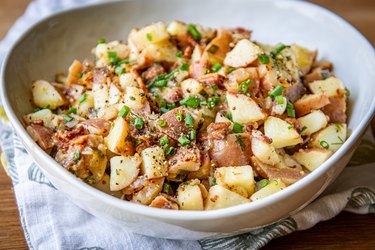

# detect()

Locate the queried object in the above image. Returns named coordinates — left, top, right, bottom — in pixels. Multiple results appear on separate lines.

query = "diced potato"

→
left=294, top=93, right=330, bottom=117
left=132, top=177, right=164, bottom=205
left=77, top=91, right=94, bottom=116
left=129, top=22, right=170, bottom=51
left=95, top=174, right=123, bottom=198
left=97, top=106, right=118, bottom=120
left=293, top=148, right=333, bottom=172
left=139, top=43, right=178, bottom=64
left=191, top=45, right=204, bottom=63
left=202, top=29, right=233, bottom=64
left=110, top=155, right=141, bottom=191
left=167, top=21, right=187, bottom=36
left=104, top=117, right=134, bottom=156
left=95, top=41, right=129, bottom=67
left=224, top=39, right=263, bottom=68
left=23, top=109, right=60, bottom=129
left=290, top=44, right=316, bottom=75
left=251, top=131, right=280, bottom=165
left=205, top=185, right=249, bottom=210
left=264, top=117, right=303, bottom=148
left=177, top=180, right=204, bottom=210
left=271, top=96, right=287, bottom=115
left=180, top=78, right=204, bottom=98
left=215, top=112, right=233, bottom=130
left=119, top=73, right=138, bottom=88
left=297, top=110, right=329, bottom=136
left=66, top=60, right=83, bottom=85
left=226, top=92, right=266, bottom=124
left=322, top=96, right=347, bottom=123
left=250, top=180, right=286, bottom=201
left=309, top=123, right=347, bottom=152
left=141, top=146, right=168, bottom=179
left=123, top=87, right=147, bottom=111
left=92, top=83, right=109, bottom=110
left=168, top=147, right=201, bottom=175
left=32, top=80, right=65, bottom=109
left=150, top=194, right=179, bottom=209
left=215, top=165, right=255, bottom=198
left=83, top=149, right=108, bottom=182
left=108, top=84, right=123, bottom=105
left=308, top=77, right=345, bottom=97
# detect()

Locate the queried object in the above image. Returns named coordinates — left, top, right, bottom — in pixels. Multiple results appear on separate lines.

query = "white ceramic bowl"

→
left=1, top=0, right=374, bottom=240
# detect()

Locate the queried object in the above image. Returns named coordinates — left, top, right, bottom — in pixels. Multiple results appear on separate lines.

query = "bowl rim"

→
left=1, top=0, right=375, bottom=222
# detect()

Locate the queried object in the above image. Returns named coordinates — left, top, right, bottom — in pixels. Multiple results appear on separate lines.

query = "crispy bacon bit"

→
left=27, top=124, right=54, bottom=150
left=169, top=146, right=201, bottom=174
left=92, top=68, right=108, bottom=84
left=131, top=68, right=147, bottom=92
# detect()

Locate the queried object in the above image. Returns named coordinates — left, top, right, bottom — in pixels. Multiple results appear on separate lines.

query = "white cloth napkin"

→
left=1, top=1, right=374, bottom=249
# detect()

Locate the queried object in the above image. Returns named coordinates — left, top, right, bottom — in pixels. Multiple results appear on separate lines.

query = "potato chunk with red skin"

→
left=321, top=96, right=347, bottom=123
left=294, top=94, right=330, bottom=117
left=169, top=146, right=201, bottom=175
left=150, top=194, right=179, bottom=210
left=158, top=106, right=193, bottom=140
left=210, top=133, right=252, bottom=167
left=27, top=124, right=54, bottom=150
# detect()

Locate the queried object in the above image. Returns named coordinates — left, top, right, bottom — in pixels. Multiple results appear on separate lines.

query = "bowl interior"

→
left=1, top=0, right=375, bottom=225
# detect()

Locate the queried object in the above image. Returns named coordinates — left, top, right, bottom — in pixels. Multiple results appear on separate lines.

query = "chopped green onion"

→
left=118, top=105, right=130, bottom=118
left=63, top=114, right=73, bottom=122
left=44, top=104, right=51, bottom=110
left=107, top=51, right=120, bottom=65
left=187, top=24, right=201, bottom=40
left=175, top=110, right=183, bottom=121
left=178, top=136, right=190, bottom=146
left=84, top=177, right=97, bottom=185
left=286, top=101, right=296, bottom=118
left=115, top=66, right=124, bottom=75
left=165, top=146, right=176, bottom=156
left=153, top=92, right=159, bottom=97
left=79, top=73, right=84, bottom=78
left=96, top=38, right=106, bottom=45
left=146, top=33, right=153, bottom=41
left=33, top=108, right=41, bottom=113
left=301, top=126, right=307, bottom=133
left=180, top=63, right=189, bottom=71
left=207, top=96, right=220, bottom=109
left=189, top=130, right=196, bottom=140
left=185, top=113, right=194, bottom=127
left=159, top=136, right=169, bottom=146
left=162, top=183, right=171, bottom=194
left=232, top=122, right=244, bottom=133
left=288, top=124, right=294, bottom=129
left=320, top=140, right=330, bottom=149
left=258, top=54, right=270, bottom=64
left=211, top=85, right=219, bottom=91
left=207, top=44, right=219, bottom=54
left=73, top=150, right=80, bottom=163
left=275, top=95, right=284, bottom=105
left=148, top=79, right=168, bottom=89
left=160, top=107, right=169, bottom=113
left=269, top=86, right=284, bottom=99
left=345, top=88, right=350, bottom=97
left=235, top=135, right=246, bottom=151
left=225, top=113, right=233, bottom=121
left=176, top=51, right=183, bottom=58
left=270, top=43, right=287, bottom=57
left=68, top=107, right=77, bottom=114
left=134, top=117, right=144, bottom=129
left=78, top=93, right=87, bottom=103
left=238, top=79, right=252, bottom=94
left=259, top=179, right=270, bottom=188
left=211, top=63, right=222, bottom=72
left=227, top=67, right=235, bottom=74
left=209, top=177, right=217, bottom=186
left=119, top=59, right=130, bottom=64
left=157, top=119, right=167, bottom=127
left=167, top=102, right=176, bottom=110
left=165, top=69, right=179, bottom=79
left=180, top=96, right=199, bottom=108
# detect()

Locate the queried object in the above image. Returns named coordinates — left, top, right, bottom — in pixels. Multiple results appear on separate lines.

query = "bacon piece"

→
left=189, top=60, right=208, bottom=79
left=142, top=64, right=165, bottom=84
left=198, top=73, right=226, bottom=89
left=79, top=119, right=111, bottom=136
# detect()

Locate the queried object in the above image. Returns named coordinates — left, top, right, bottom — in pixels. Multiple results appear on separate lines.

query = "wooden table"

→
left=0, top=0, right=374, bottom=249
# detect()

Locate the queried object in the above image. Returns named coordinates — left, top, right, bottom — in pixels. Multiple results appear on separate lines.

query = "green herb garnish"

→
left=178, top=136, right=190, bottom=146
left=78, top=93, right=87, bottom=103
left=320, top=140, right=330, bottom=149
left=258, top=54, right=270, bottom=64
left=118, top=105, right=130, bottom=118
left=187, top=24, right=201, bottom=40
left=232, top=122, right=244, bottom=133
left=134, top=117, right=144, bottom=129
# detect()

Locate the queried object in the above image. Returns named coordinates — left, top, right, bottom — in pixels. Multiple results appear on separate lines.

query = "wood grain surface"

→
left=0, top=0, right=374, bottom=249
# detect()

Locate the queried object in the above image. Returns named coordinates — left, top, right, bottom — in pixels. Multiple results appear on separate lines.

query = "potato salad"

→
left=24, top=21, right=349, bottom=210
